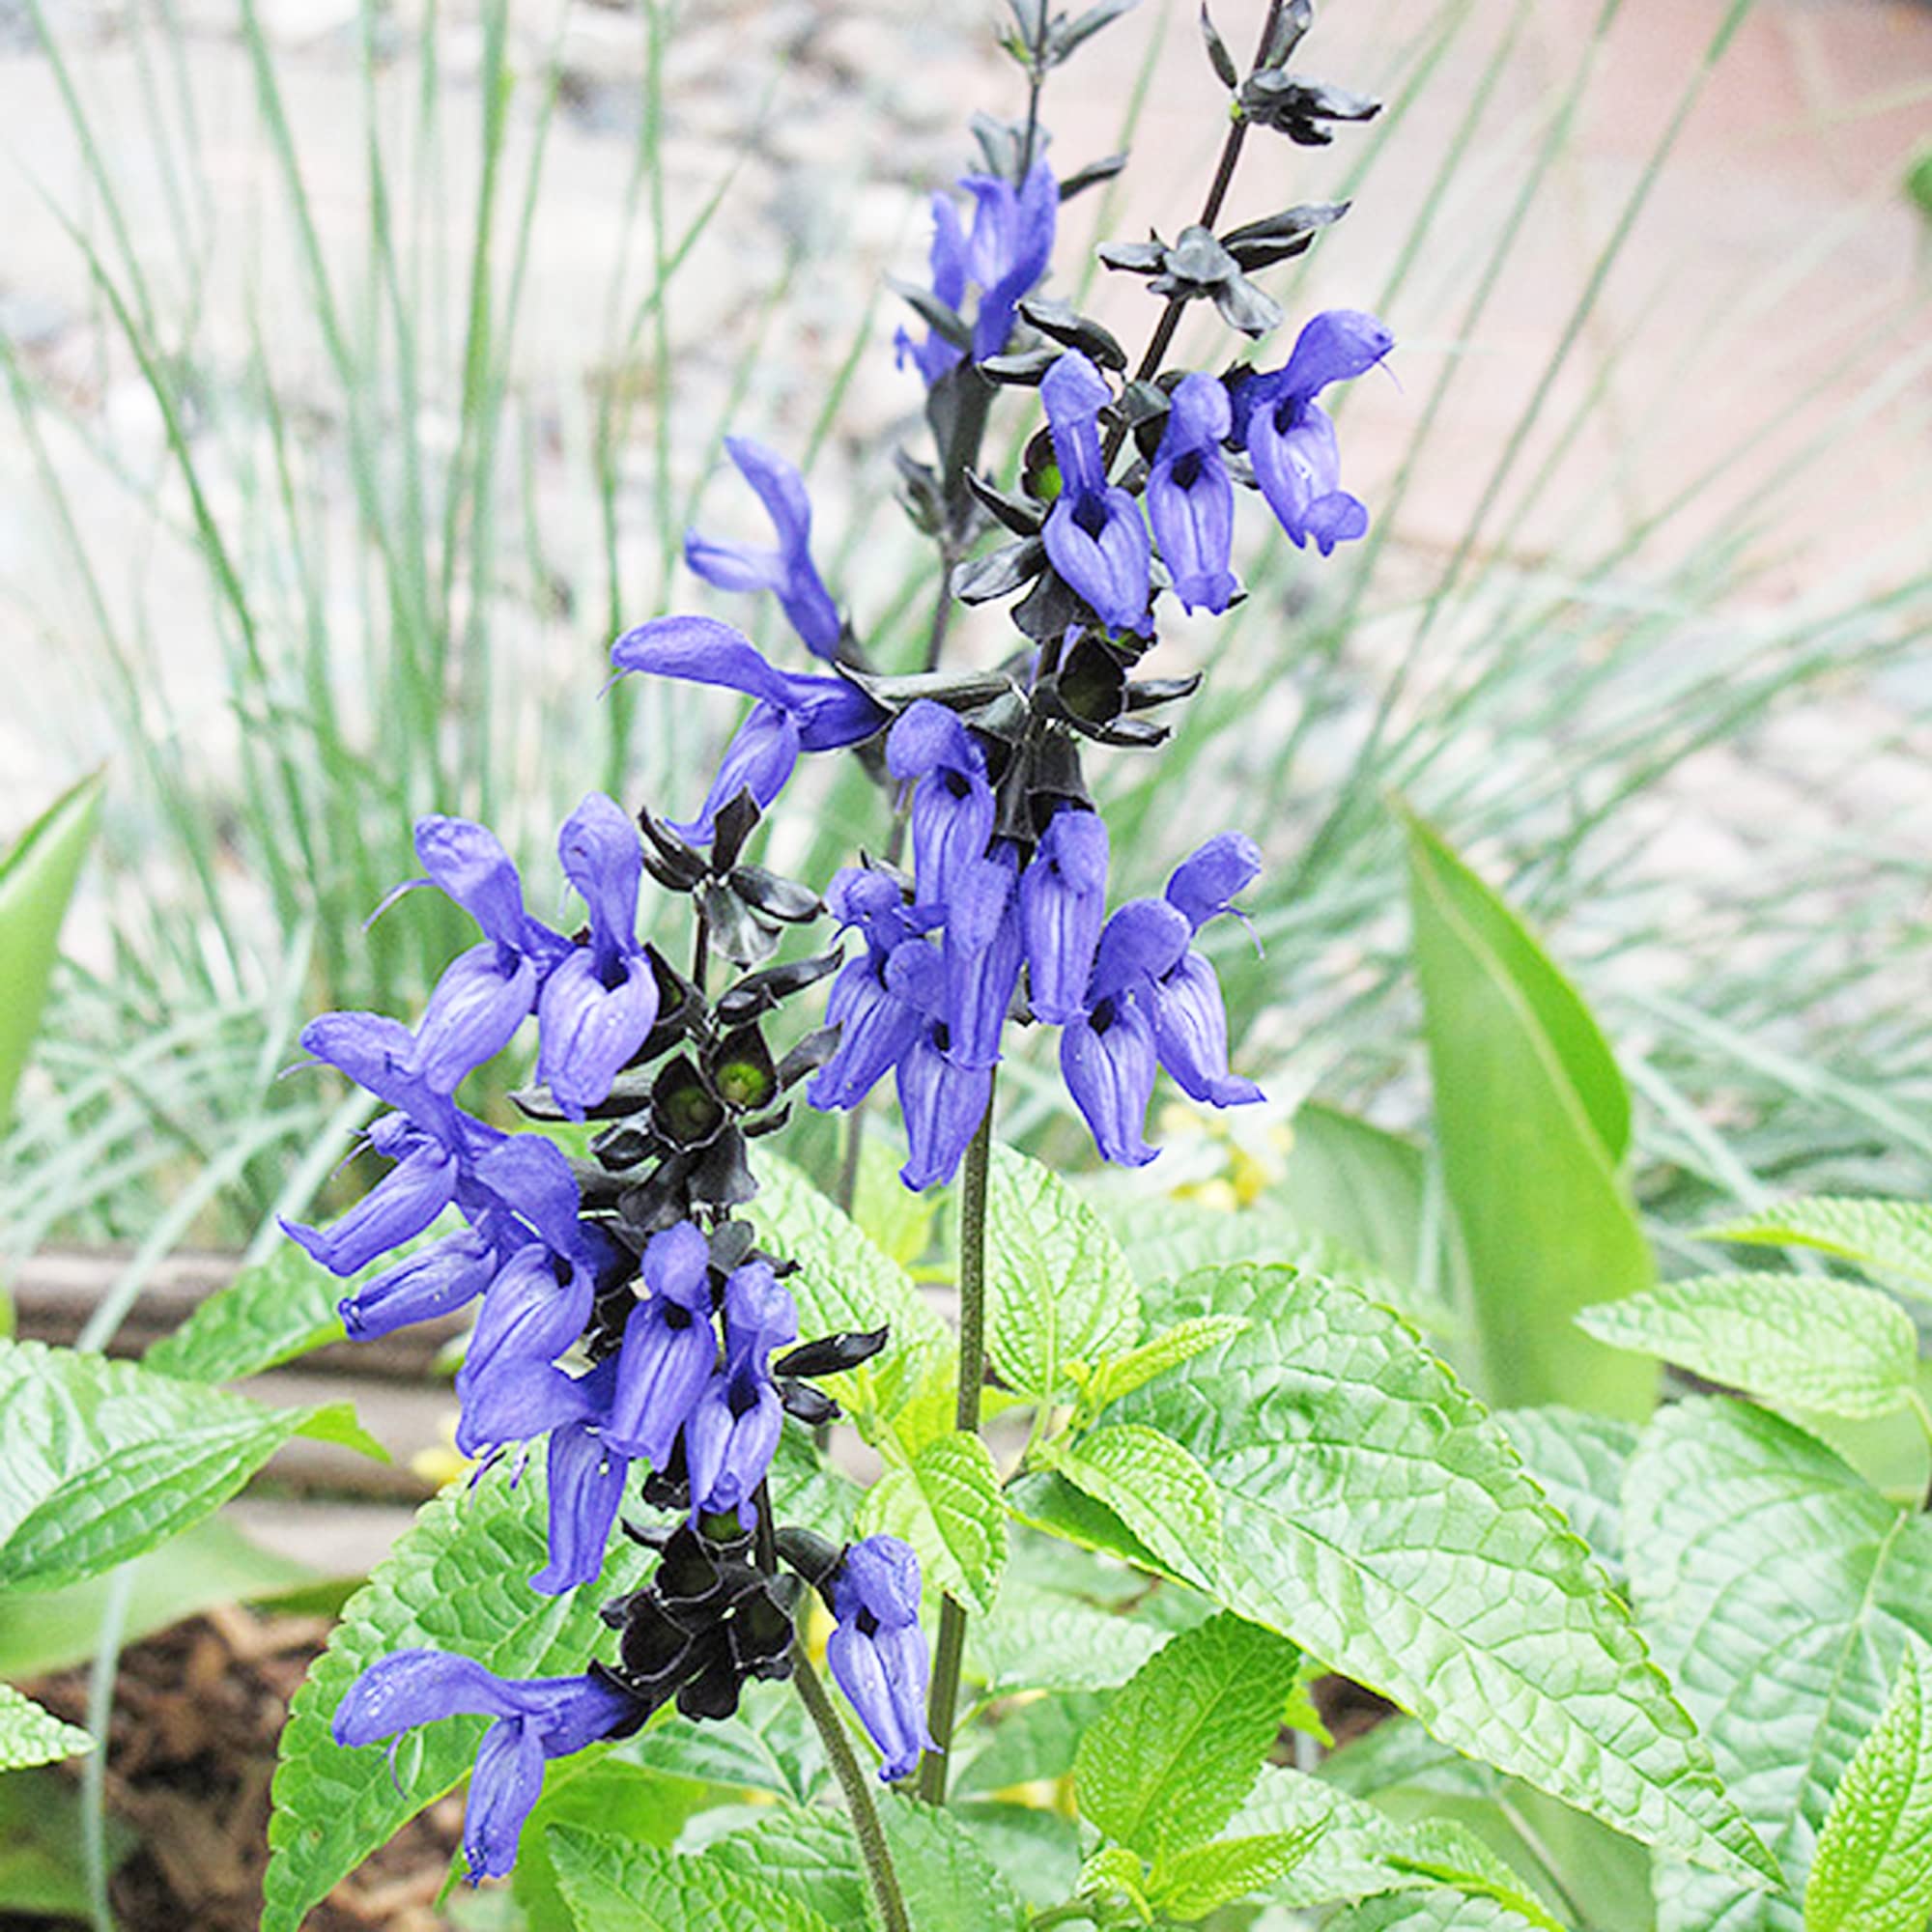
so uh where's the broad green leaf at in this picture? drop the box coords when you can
[625,1679,824,1803]
[1006,1467,1179,1584]
[853,1134,944,1267]
[952,1799,1080,1910]
[880,1790,1029,1932]
[984,1144,1140,1399]
[1495,1406,1639,1587]
[1085,1315,1249,1411]
[1405,810,1655,1416]
[0,771,102,1129]
[1233,1763,1564,1927]
[0,1339,364,1593]
[548,1827,840,1932]
[969,1582,1171,1695]
[261,1461,655,1932]
[1701,1197,1932,1298]
[1151,1830,1324,1918]
[955,1690,1107,1799]
[1075,1609,1302,1860]
[708,1808,873,1931]
[856,1431,1006,1616]
[1805,1634,1932,1932]
[0,1684,92,1772]
[1331,1892,1554,1931]
[1626,1398,1932,1931]
[1579,1273,1920,1420]
[144,1244,347,1383]
[769,1424,859,1544]
[1045,1423,1220,1590]
[749,1152,952,1421]
[1109,1264,1775,1887]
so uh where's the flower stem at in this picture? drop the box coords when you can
[917,1079,997,1804]
[791,1644,913,1932]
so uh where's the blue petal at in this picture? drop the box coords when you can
[940,850,1022,1070]
[530,1421,629,1596]
[536,950,661,1121]
[1151,951,1264,1107]
[1042,488,1151,634]
[668,702,803,844]
[1275,308,1394,402]
[412,943,537,1094]
[1040,350,1109,497]
[471,1135,587,1259]
[607,1301,717,1467]
[340,1231,497,1340]
[1089,897,1192,1007]
[557,793,644,955]
[459,1244,592,1391]
[1060,995,1161,1167]
[895,1030,992,1191]
[1165,833,1262,931]
[283,1141,457,1277]
[641,1220,714,1313]
[464,1719,545,1881]
[807,955,923,1112]
[1019,808,1110,1025]
[414,816,529,951]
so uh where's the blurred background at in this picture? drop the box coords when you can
[0,0,1928,1920]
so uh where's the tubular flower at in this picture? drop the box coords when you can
[607,1220,719,1469]
[885,700,996,906]
[685,438,843,661]
[826,1536,933,1782]
[1148,374,1238,613]
[895,191,970,385]
[683,1259,798,1519]
[807,870,940,1113]
[1039,352,1151,635]
[1232,308,1393,554]
[611,616,889,843]
[939,842,1024,1071]
[1151,832,1265,1107]
[536,793,661,1121]
[1018,806,1109,1025]
[961,158,1058,362]
[331,1652,639,1881]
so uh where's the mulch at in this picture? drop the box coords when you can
[20,1608,463,1932]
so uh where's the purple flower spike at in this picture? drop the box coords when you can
[1019,808,1109,1025]
[827,1536,933,1782]
[611,616,888,842]
[1148,375,1238,614]
[331,1652,637,1882]
[685,438,842,661]
[1040,352,1151,635]
[886,701,995,904]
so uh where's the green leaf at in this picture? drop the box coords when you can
[144,1244,347,1382]
[1330,1892,1554,1931]
[952,1799,1080,1910]
[1626,1398,1932,1930]
[954,1690,1107,1799]
[1700,1197,1932,1298]
[1405,809,1655,1416]
[1578,1272,1920,1420]
[0,1338,357,1593]
[1075,1609,1302,1860]
[547,1827,841,1932]
[1805,1634,1932,1932]
[1044,1423,1221,1590]
[855,1430,1006,1616]
[707,1808,873,1931]
[1084,1316,1249,1411]
[0,1768,134,1918]
[261,1461,655,1932]
[880,1790,1029,1932]
[0,771,102,1129]
[749,1153,952,1423]
[1151,1830,1324,1918]
[984,1145,1140,1399]
[1108,1263,1776,1888]
[968,1584,1172,1695]
[1909,145,1932,221]
[625,1680,824,1803]
[1495,1405,1638,1587]
[0,1684,92,1772]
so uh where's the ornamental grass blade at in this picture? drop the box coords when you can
[1106,1263,1775,1888]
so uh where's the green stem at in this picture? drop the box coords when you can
[791,1645,913,1932]
[918,1081,997,1804]
[1030,1904,1099,1930]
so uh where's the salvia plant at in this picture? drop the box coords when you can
[18,4,1932,1931]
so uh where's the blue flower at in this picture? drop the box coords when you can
[1039,352,1151,634]
[1019,807,1109,1025]
[1153,832,1264,1107]
[331,1651,638,1881]
[535,794,661,1121]
[1232,309,1393,554]
[826,1536,933,1782]
[961,159,1058,362]
[1148,375,1238,613]
[339,1228,499,1342]
[939,844,1023,1071]
[684,1259,797,1519]
[886,700,995,906]
[611,616,888,842]
[896,1008,994,1193]
[607,1220,718,1468]
[807,870,941,1113]
[685,438,843,661]
[531,1376,627,1596]
[895,191,970,385]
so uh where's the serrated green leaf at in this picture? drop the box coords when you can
[1405,810,1655,1416]
[0,771,101,1129]
[548,1826,840,1932]
[954,1799,1082,1909]
[625,1679,825,1803]
[1805,1634,1932,1932]
[1701,1197,1932,1298]
[1579,1273,1919,1420]
[1108,1264,1776,1888]
[1006,1467,1179,1583]
[144,1244,347,1383]
[1232,1764,1563,1927]
[708,1807,874,1931]
[1076,1609,1301,1860]
[1151,1829,1324,1918]
[0,1338,352,1593]
[1046,1423,1220,1590]
[1626,1398,1932,1931]
[857,1430,1006,1616]
[984,1145,1140,1399]
[880,1790,1029,1932]
[1331,1891,1553,1931]
[853,1135,944,1267]
[1495,1406,1638,1588]
[261,1461,655,1932]
[1085,1316,1249,1410]
[0,1683,93,1772]
[749,1153,952,1423]
[969,1583,1172,1695]
[954,1690,1107,1799]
